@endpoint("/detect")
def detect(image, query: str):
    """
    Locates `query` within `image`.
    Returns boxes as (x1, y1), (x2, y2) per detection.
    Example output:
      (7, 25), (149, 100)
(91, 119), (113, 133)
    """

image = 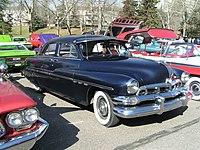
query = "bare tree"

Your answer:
(159, 0), (200, 36)
(97, 0), (117, 31)
(36, 0), (80, 35)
